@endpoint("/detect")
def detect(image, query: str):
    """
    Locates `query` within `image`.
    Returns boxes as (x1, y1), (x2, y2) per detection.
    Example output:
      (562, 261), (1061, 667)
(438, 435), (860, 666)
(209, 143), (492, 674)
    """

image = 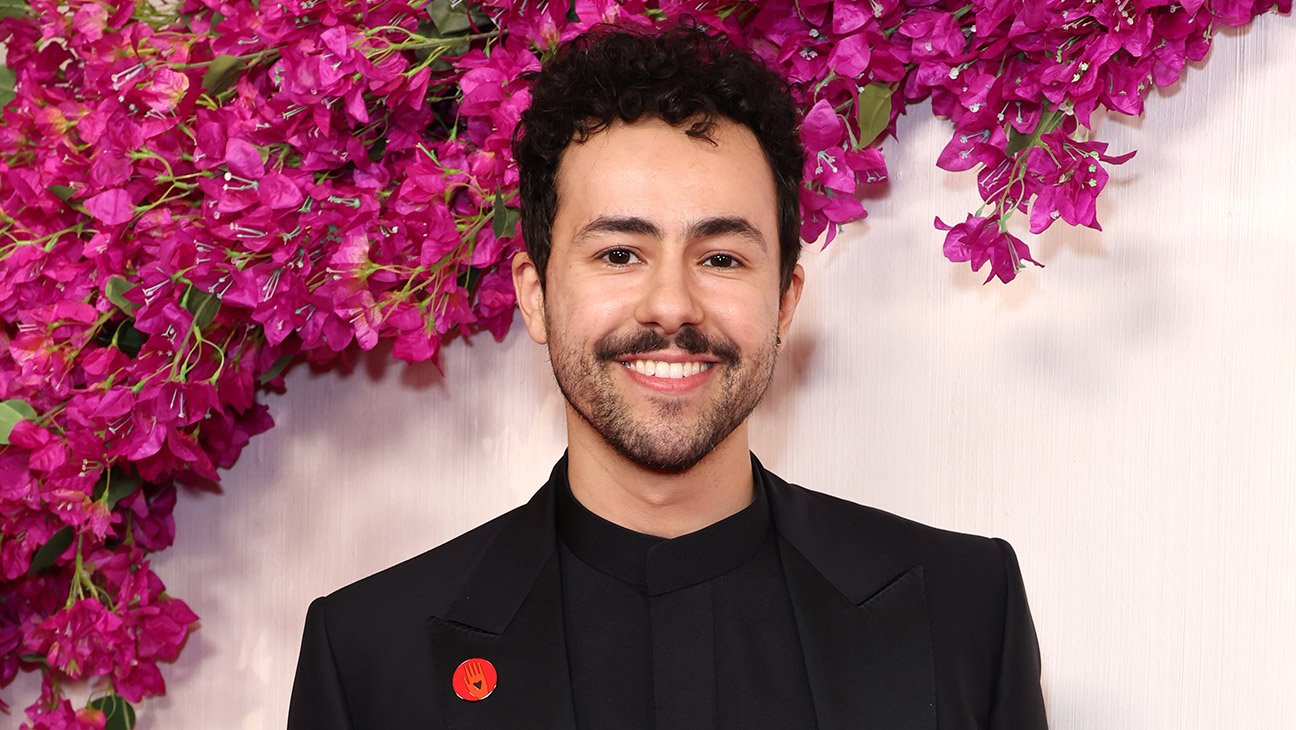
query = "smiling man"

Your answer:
(288, 22), (1048, 730)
